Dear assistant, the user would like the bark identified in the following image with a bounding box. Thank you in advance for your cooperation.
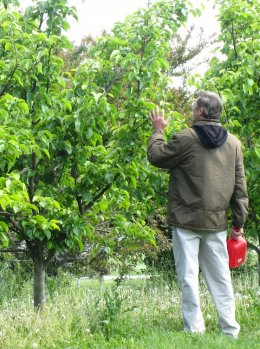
[32,240,46,309]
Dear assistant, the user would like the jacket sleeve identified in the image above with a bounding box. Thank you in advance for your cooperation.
[230,142,249,227]
[147,131,182,169]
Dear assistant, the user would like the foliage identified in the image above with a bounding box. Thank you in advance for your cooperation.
[93,277,137,341]
[58,34,97,73]
[0,0,193,306]
[45,0,221,279]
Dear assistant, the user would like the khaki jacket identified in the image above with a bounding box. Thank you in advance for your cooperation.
[148,120,248,232]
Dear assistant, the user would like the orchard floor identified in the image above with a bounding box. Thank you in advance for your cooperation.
[0,269,259,349]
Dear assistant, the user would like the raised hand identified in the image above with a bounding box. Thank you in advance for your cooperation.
[149,106,170,132]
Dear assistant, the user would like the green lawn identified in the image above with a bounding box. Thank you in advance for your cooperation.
[0,270,259,349]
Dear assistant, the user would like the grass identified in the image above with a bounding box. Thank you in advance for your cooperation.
[0,266,259,349]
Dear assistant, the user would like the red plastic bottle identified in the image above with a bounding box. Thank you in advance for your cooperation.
[227,228,247,268]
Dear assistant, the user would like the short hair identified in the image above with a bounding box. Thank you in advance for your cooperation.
[195,91,223,120]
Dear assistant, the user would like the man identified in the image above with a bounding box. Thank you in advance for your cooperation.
[147,91,248,338]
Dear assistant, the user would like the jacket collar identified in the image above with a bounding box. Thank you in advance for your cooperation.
[192,119,222,127]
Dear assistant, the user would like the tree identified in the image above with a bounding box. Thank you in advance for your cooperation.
[193,0,260,282]
[55,10,217,277]
[166,24,217,119]
[0,0,192,307]
[58,34,97,73]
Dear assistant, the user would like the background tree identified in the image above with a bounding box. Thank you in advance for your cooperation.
[59,34,97,73]
[167,24,217,120]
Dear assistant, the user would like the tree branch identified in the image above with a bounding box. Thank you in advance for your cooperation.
[0,65,18,97]
[85,173,119,212]
[85,183,113,211]
[230,21,238,60]
[71,163,84,216]
[46,45,54,93]
[105,71,123,93]
[0,57,43,98]
[38,13,45,31]
[0,211,23,233]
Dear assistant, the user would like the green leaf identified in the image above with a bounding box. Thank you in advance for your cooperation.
[50,221,60,230]
[77,238,84,251]
[6,179,11,188]
[65,141,73,154]
[42,148,50,159]
[47,241,53,249]
[44,229,51,240]
[62,20,70,31]
[53,201,61,210]
[99,200,109,212]
[37,62,43,74]
[91,92,103,103]
[85,225,94,241]
[4,42,12,51]
[0,231,9,248]
[86,128,93,138]
[27,203,39,212]
[0,221,8,232]
[75,118,81,133]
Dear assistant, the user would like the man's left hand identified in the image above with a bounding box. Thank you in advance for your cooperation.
[231,227,244,240]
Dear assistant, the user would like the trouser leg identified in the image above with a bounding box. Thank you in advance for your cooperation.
[172,227,205,332]
[199,231,240,337]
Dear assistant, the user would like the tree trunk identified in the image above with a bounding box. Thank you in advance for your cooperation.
[33,241,45,309]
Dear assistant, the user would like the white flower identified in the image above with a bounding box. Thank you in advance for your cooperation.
[32,343,38,349]
[207,314,212,320]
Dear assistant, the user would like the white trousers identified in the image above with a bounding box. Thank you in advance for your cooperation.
[172,226,240,337]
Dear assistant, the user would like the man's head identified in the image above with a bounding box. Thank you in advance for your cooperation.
[192,91,223,122]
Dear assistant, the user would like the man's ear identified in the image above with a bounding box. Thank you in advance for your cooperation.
[198,107,204,116]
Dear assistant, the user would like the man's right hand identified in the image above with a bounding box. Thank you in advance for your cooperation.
[149,107,170,132]
[231,227,244,240]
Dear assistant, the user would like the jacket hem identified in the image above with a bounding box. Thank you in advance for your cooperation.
[167,221,228,233]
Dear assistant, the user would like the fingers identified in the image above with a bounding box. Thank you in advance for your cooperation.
[231,231,239,240]
[149,108,156,120]
[149,107,170,132]
[231,227,244,240]
[149,107,166,120]
[150,108,158,119]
